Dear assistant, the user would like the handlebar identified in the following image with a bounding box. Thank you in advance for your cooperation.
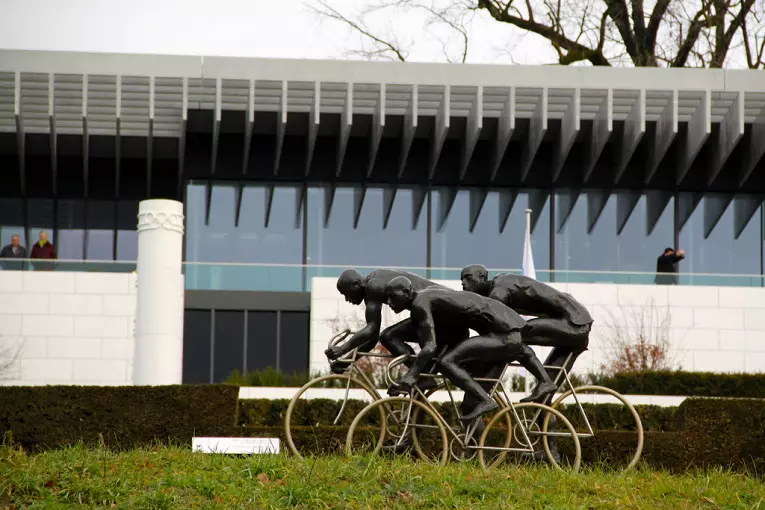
[385,354,413,388]
[328,329,354,348]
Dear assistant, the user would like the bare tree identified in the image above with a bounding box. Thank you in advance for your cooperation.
[311,0,762,67]
[598,298,680,375]
[0,337,22,382]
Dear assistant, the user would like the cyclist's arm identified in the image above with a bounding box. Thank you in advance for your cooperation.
[332,300,383,357]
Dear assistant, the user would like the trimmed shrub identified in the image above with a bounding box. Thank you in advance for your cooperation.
[0,385,239,452]
[586,371,765,398]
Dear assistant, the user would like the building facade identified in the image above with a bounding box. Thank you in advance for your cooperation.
[0,50,764,383]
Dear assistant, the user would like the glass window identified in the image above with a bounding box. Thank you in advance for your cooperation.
[679,194,762,283]
[0,198,24,249]
[86,200,115,260]
[185,183,304,264]
[184,182,305,291]
[27,198,55,251]
[555,191,674,282]
[616,192,675,274]
[56,200,85,260]
[116,200,138,261]
[306,186,427,272]
[430,189,550,280]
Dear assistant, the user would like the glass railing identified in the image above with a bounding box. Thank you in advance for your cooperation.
[0,258,136,273]
[180,263,765,291]
[2,259,763,290]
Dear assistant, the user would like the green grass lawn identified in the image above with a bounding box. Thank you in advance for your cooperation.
[1,443,764,509]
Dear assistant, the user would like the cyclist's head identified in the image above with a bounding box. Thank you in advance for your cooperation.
[385,276,413,314]
[337,269,365,305]
[461,264,489,294]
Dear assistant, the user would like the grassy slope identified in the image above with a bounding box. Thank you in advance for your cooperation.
[1,444,764,509]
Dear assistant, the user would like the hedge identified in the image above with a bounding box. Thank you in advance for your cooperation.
[227,368,765,398]
[0,385,240,452]
[2,385,765,474]
[587,371,765,398]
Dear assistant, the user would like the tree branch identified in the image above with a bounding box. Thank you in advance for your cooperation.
[646,0,671,51]
[477,0,611,65]
[603,0,640,60]
[711,0,756,67]
[310,0,409,62]
[672,2,714,67]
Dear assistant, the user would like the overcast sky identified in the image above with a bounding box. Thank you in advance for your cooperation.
[0,0,552,64]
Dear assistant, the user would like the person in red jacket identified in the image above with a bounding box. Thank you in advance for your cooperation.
[30,231,56,270]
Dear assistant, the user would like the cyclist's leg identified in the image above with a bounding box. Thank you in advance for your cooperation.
[439,332,525,422]
[379,318,417,361]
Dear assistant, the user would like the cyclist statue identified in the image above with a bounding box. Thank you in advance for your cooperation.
[385,276,558,423]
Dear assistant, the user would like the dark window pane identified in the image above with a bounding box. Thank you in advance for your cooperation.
[306,186,427,269]
[56,199,85,260]
[279,311,309,373]
[615,193,675,273]
[212,310,244,383]
[246,311,278,372]
[555,191,674,278]
[27,198,54,248]
[116,200,138,261]
[185,183,303,264]
[86,200,115,260]
[182,309,211,384]
[431,189,550,278]
[0,198,24,249]
[679,194,761,281]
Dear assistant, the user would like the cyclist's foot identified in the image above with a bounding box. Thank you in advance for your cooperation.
[416,376,439,392]
[381,436,414,455]
[520,381,558,403]
[521,448,561,464]
[459,398,498,423]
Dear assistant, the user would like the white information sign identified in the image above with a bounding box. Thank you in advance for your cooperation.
[192,437,280,454]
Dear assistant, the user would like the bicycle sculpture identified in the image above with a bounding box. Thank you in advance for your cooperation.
[285,267,644,471]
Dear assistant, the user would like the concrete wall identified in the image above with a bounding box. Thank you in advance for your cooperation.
[309,277,765,377]
[0,271,136,386]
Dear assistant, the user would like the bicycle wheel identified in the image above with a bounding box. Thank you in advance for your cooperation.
[545,385,644,471]
[478,402,581,472]
[284,374,382,459]
[411,386,512,463]
[346,396,449,466]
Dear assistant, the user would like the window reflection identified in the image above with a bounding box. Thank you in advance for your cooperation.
[116,201,138,261]
[86,201,115,261]
[679,194,761,281]
[430,189,550,279]
[185,182,303,264]
[305,186,427,270]
[57,200,85,260]
[555,191,675,278]
[0,198,24,248]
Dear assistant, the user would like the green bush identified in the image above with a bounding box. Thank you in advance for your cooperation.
[0,385,239,452]
[586,371,765,398]
[2,385,765,474]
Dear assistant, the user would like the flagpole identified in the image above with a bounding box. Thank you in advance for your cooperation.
[522,208,534,393]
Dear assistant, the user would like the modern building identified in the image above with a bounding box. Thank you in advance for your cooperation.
[0,49,764,385]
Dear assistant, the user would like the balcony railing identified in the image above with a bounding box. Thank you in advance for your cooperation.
[2,259,763,290]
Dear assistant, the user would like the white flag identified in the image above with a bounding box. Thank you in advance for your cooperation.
[522,209,536,280]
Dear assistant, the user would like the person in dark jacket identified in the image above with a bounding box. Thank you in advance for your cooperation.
[30,231,56,270]
[0,234,26,270]
[655,247,685,285]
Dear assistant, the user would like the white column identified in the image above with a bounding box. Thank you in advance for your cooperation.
[133,199,185,385]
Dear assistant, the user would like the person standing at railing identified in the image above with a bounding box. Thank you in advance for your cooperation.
[655,247,685,285]
[0,234,26,270]
[30,231,57,271]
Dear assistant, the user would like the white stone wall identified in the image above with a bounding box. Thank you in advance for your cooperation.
[0,271,136,386]
[309,277,765,377]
